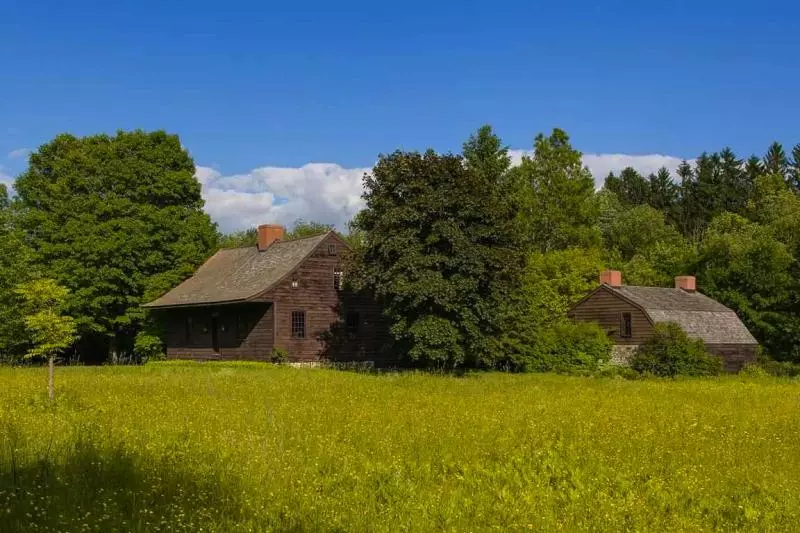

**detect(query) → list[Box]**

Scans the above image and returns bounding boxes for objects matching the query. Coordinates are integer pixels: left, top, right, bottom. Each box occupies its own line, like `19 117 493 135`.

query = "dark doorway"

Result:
211 316 220 353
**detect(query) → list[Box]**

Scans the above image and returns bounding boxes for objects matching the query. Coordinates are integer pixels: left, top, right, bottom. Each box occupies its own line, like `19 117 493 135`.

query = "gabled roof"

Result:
142 232 333 309
593 284 757 345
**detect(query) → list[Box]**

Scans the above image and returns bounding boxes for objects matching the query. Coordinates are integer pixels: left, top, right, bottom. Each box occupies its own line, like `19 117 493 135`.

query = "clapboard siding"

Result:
165 302 274 360
260 233 389 362
706 344 757 373
568 287 652 344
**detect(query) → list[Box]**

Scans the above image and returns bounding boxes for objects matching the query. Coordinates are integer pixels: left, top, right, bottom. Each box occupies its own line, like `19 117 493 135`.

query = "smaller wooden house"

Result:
568 270 758 371
142 225 388 364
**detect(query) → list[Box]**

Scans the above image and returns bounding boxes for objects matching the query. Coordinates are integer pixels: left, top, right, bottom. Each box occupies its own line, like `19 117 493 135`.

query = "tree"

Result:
604 167 649 207
763 141 788 178
513 129 600 252
604 205 683 261
16 279 77 401
285 219 334 239
789 144 800 192
351 125 526 368
647 167 678 212
696 213 799 360
218 228 258 249
0 194 36 362
675 160 704 238
14 131 218 362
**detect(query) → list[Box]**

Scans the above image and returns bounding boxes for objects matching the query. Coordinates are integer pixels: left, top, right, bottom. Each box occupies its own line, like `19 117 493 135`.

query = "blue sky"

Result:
1 0 799 229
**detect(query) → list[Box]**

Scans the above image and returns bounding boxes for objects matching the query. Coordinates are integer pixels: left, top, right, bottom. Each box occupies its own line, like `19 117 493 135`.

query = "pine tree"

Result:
719 147 747 213
647 167 678 212
788 143 800 192
676 160 703 238
763 141 788 178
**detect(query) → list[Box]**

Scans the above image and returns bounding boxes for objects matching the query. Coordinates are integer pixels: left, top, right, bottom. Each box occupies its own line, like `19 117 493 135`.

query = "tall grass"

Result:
1 362 799 531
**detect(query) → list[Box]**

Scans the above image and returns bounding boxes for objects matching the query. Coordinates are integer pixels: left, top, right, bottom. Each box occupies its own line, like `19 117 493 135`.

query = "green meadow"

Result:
1 363 799 532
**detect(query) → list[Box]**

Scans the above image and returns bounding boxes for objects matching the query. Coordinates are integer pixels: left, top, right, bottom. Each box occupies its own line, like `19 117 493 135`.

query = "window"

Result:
333 269 343 291
620 312 632 338
291 311 306 339
328 243 337 256
184 317 193 345
346 311 360 334
291 277 299 288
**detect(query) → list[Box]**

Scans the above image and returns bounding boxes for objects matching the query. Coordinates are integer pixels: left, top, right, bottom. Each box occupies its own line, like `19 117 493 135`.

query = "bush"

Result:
629 323 722 377
270 347 289 364
134 333 165 362
513 320 613 374
756 357 800 377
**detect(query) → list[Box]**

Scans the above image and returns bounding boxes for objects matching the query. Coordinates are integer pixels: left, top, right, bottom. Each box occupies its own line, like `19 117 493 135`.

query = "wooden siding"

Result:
260 233 389 362
164 302 274 361
568 287 653 344
707 344 757 373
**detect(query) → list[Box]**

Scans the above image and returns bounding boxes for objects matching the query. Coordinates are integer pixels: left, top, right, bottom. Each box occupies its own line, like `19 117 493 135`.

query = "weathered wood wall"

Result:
568 287 653 344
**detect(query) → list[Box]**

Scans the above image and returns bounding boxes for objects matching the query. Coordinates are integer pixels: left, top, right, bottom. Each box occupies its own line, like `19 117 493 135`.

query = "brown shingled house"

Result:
143 225 388 363
568 270 758 372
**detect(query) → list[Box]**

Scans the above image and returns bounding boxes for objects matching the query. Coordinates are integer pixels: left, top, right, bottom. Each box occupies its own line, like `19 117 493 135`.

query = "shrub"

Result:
630 323 722 377
514 320 613 374
134 332 165 362
756 358 800 377
270 347 289 364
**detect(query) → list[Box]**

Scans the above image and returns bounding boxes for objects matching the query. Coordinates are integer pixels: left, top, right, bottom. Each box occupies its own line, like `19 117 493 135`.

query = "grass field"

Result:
1 363 799 532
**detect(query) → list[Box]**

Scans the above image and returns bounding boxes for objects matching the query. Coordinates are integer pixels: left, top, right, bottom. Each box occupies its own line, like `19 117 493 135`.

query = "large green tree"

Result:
513 129 600 252
14 130 218 362
352 126 526 368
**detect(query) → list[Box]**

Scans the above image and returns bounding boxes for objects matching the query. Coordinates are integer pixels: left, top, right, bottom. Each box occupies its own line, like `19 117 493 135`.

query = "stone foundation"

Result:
610 345 639 365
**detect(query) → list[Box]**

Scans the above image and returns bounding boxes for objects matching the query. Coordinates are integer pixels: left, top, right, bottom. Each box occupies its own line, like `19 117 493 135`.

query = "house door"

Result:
211 316 220 353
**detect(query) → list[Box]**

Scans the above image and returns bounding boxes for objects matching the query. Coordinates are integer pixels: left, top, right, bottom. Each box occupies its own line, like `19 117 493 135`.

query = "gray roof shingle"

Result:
605 284 757 345
142 232 330 308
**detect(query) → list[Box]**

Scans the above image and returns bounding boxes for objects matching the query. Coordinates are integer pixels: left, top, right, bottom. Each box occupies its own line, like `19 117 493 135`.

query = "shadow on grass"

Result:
0 440 255 532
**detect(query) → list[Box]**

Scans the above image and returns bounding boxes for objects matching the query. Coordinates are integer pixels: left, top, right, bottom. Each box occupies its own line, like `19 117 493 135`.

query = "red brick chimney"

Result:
257 224 284 251
675 275 696 292
599 270 622 288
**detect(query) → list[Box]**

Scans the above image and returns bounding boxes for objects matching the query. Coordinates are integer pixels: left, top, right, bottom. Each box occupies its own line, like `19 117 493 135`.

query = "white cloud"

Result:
508 150 686 188
0 167 13 189
200 152 688 233
197 163 369 232
7 148 29 160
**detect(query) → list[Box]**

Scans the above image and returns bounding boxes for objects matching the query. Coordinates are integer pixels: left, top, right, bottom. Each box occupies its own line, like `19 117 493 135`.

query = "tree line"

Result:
1 128 799 369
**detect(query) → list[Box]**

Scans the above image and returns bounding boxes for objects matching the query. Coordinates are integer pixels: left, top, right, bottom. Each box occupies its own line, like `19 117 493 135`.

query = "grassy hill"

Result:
1 362 799 532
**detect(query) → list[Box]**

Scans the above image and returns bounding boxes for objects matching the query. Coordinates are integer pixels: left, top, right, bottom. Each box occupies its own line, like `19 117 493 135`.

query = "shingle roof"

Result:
142 232 331 308
605 284 757 345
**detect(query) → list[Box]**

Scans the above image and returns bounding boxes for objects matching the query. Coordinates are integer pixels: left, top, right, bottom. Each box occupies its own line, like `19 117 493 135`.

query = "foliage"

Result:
15 279 77 362
134 332 165 362
505 320 613 373
270 347 289 364
14 130 218 362
603 204 683 261
3 364 800 530
352 126 527 368
512 129 600 251
218 228 258 249
696 213 798 359
630 322 723 377
285 219 334 239
0 198 36 362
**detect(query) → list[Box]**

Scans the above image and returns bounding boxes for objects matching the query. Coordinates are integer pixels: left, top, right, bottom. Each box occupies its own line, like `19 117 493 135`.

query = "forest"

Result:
1 128 799 371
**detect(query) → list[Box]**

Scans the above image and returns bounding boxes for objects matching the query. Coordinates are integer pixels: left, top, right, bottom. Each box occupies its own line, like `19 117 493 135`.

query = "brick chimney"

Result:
257 224 284 251
599 270 622 288
675 275 696 293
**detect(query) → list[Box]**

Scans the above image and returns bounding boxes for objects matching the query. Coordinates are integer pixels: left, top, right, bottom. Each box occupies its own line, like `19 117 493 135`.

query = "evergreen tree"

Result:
647 167 678 212
763 141 788 178
676 160 703 238
788 143 800 192
718 147 748 213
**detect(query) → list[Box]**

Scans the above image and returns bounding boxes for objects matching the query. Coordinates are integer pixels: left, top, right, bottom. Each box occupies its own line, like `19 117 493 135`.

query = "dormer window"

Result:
328 244 337 256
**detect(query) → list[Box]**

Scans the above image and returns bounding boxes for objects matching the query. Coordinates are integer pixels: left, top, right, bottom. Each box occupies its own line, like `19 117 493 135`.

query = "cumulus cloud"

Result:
7 148 29 160
199 152 689 232
197 163 369 232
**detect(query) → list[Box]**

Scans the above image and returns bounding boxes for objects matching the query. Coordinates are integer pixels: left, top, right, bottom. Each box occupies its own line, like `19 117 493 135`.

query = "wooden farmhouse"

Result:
568 270 758 372
143 225 388 364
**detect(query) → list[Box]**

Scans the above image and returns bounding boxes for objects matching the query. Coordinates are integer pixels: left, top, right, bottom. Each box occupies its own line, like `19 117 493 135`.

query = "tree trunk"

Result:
48 356 55 402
